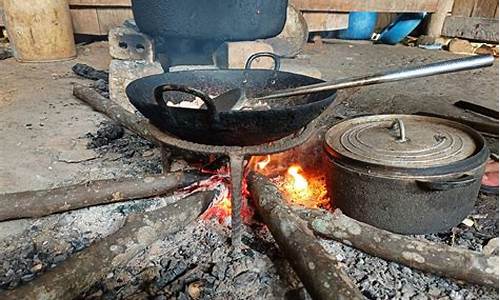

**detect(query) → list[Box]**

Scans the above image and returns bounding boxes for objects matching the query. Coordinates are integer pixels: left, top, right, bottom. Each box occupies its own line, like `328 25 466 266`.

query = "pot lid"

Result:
325 115 479 168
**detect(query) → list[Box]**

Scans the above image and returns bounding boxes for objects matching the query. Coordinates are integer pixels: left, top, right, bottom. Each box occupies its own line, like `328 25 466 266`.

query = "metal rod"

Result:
255 55 495 100
229 154 245 252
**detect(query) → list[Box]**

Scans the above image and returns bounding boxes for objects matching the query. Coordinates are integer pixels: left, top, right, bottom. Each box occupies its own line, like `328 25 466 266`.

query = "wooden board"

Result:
70 6 132 35
290 0 440 12
472 0 498 18
302 12 348 31
70 7 101 35
96 7 133 34
69 0 131 7
452 0 476 17
442 16 499 42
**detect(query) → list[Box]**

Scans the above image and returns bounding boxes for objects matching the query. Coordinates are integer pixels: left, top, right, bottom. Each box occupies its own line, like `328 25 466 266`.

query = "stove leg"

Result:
160 144 172 173
229 154 244 252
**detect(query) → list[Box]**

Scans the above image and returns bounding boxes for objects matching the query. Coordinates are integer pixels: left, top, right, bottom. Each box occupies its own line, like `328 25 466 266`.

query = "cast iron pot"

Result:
323 115 489 235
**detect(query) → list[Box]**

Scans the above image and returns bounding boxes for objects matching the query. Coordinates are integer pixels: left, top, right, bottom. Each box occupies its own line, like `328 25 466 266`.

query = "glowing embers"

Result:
251 156 329 209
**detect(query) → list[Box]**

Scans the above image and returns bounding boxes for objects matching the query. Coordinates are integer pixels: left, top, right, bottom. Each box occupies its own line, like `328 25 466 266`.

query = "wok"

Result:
126 54 335 146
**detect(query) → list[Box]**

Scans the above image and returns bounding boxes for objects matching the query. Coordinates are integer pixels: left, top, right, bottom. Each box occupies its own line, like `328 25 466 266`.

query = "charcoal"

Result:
0 47 12 60
72 63 109 82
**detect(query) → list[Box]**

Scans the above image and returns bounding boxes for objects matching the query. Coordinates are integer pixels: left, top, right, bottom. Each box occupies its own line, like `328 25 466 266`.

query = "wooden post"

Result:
426 0 455 37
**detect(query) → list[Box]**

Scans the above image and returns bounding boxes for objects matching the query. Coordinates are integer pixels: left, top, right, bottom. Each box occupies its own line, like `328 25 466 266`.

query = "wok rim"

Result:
126 69 336 114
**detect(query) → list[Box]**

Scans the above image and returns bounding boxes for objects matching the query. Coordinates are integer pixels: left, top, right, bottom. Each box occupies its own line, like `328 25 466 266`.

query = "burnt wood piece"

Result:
414 112 498 137
1 191 214 300
0 172 207 222
296 208 499 288
454 100 499 120
247 172 364 300
442 16 499 43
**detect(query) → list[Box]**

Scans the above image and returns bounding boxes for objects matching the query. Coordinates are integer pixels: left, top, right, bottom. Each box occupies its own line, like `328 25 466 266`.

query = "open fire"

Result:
196 152 330 225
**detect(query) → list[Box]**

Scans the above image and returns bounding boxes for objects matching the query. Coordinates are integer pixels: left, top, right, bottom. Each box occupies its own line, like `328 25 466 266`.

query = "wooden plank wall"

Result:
442 0 499 42
452 0 499 18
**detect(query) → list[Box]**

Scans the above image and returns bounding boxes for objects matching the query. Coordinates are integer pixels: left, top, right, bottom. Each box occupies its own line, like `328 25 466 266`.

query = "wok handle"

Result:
255 55 495 100
153 84 219 121
416 175 477 191
244 52 281 71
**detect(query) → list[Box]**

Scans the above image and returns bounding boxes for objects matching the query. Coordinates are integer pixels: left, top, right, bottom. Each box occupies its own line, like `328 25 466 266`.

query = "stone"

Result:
448 39 474 55
215 41 275 69
109 26 155 63
483 237 499 256
263 4 308 57
187 281 203 300
109 59 164 113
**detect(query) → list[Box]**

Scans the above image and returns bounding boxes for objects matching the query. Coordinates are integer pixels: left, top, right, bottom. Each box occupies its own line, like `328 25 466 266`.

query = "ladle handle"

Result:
255 55 495 100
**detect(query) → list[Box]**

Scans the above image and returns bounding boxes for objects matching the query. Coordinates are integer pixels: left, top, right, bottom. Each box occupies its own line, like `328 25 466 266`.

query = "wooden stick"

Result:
296 208 499 288
0 172 207 222
73 85 161 145
247 172 363 300
1 191 214 300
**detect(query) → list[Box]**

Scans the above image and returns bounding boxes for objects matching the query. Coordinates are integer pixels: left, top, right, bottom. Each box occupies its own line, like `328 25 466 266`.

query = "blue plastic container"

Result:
337 12 378 40
378 13 427 45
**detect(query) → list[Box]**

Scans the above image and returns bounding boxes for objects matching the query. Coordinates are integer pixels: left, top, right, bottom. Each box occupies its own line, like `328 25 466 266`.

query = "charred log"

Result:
1 191 214 300
0 172 207 222
73 85 160 145
247 172 363 300
296 208 499 288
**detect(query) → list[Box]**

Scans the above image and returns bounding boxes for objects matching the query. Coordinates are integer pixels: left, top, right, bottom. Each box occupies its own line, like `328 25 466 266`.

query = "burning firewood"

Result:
0 172 207 222
247 172 364 300
1 191 214 300
295 208 499 288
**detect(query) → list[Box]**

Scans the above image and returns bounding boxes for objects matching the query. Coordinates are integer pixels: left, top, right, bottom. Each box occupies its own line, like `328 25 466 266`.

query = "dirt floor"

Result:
0 41 498 299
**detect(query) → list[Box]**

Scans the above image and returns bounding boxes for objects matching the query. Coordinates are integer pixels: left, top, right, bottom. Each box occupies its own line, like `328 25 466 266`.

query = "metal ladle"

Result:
213 55 495 111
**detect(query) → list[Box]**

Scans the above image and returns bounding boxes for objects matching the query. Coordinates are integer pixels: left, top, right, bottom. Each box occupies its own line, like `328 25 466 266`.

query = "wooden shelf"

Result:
290 0 440 12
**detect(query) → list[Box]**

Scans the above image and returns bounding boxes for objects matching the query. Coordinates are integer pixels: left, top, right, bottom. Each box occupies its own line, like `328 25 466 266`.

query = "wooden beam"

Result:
69 0 131 7
442 16 499 42
302 12 349 31
290 0 440 12
426 0 455 37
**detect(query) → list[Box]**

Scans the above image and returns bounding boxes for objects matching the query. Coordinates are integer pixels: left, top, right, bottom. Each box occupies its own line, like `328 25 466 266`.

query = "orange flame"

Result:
251 155 329 209
256 155 271 170
287 165 309 191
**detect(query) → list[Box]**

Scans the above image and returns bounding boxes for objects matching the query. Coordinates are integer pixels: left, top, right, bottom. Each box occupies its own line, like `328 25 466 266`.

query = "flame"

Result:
287 165 309 191
256 155 271 170
251 155 329 209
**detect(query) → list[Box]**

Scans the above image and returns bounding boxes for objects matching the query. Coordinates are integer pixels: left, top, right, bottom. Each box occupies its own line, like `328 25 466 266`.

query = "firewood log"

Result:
1 191 214 300
0 172 207 221
247 172 363 300
295 208 499 288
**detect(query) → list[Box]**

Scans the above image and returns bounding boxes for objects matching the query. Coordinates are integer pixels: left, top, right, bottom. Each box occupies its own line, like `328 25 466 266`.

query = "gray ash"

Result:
79 221 295 300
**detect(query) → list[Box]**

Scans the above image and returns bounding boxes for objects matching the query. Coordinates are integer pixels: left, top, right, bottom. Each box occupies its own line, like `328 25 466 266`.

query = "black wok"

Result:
126 64 335 146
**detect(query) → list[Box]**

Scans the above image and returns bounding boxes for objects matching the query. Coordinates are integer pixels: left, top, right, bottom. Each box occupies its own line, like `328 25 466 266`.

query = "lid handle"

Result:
392 119 407 143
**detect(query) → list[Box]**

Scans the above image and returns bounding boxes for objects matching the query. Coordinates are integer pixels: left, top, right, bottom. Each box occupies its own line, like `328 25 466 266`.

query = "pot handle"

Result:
416 175 477 191
153 84 219 122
